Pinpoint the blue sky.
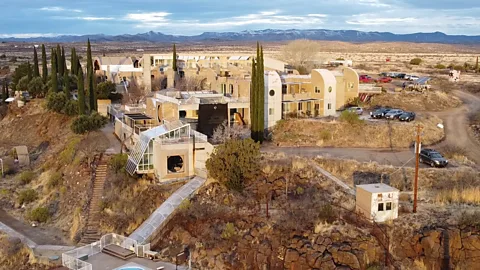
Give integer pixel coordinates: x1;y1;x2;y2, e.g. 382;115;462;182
2;0;480;37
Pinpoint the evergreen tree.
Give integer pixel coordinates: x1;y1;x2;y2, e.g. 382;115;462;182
33;47;40;77
71;48;77;75
51;48;56;73
63;72;70;97
249;42;265;143
2;80;8;101
61;47;67;75
56;44;63;76
77;69;86;115
250;57;257;141
86;39;96;111
172;43;177;72
27;62;32;82
41;44;48;83
51;49;58;93
476;56;479;73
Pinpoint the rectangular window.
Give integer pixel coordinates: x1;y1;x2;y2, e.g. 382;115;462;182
315;86;320;93
386;202;392;211
298;103;303;111
269;108;274;115
315;104;319;110
282;85;287;94
307;102;312;111
378;203;384;211
327;103;332;110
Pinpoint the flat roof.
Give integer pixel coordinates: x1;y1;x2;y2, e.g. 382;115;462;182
124;113;152;120
356;183;399;193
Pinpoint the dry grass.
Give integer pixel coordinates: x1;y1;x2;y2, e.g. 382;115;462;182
273;115;444;148
435;187;480;205
368;91;461;112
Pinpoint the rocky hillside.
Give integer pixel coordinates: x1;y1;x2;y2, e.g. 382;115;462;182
152;157;480;269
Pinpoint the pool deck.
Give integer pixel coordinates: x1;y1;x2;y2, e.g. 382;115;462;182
85;253;185;270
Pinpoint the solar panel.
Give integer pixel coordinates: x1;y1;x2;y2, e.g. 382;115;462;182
415;77;430;85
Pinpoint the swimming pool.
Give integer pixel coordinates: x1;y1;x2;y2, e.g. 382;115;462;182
118;268;144;270
113;263;150;270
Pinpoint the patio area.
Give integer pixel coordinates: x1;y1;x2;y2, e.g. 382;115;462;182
85;252;184;270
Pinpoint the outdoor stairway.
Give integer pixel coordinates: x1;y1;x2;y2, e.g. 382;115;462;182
79;159;108;245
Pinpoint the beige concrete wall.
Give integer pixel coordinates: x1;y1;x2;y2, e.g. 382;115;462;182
97;99;111;117
355;187;372;219
343;67;360;106
153;142;194;182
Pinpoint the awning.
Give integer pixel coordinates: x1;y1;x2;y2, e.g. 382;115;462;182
5;97;14;103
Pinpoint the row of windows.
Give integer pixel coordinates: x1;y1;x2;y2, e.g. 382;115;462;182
378;202;393;211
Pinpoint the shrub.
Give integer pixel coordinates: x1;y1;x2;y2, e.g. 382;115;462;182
221;222;237;239
59;137;81;164
441;145;467;159
453;65;465;71
64;100;78;116
18;170;35;185
458;211;480;229
319;130;331;141
47;172;63;189
409;58;422;65
17;189;38;205
434;63;446;69
179;199;191;210
339;110;364;126
206;138;261;193
318;204;336;223
110;153;128;174
27;207;50;223
46;92;68;113
71;112;108;134
96;81;116;99
295;186;305;195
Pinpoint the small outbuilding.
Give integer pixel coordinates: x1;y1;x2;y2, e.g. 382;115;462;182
355;183;399;223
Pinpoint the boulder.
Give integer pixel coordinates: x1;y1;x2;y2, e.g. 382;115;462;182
462;235;480;251
285;249;300;263
332;251;360;269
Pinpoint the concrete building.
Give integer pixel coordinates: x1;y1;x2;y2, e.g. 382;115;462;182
355;183;399;223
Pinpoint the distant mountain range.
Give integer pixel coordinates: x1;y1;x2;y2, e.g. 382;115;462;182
2;29;480;44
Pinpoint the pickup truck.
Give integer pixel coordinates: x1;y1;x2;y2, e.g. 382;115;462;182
377;77;392;83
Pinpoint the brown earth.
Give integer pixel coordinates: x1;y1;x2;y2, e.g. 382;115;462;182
272;115;444;149
368;91;462;112
152;157;480;269
0;233;53;270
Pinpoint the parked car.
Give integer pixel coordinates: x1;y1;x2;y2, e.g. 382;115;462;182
409;75;420;81
396;73;407;79
419;149;448;168
404;75;412;80
346;107;364;115
370;108;392;119
384;109;404;120
359;75;375;83
399;112;416;122
379;72;388;77
377;77;393;83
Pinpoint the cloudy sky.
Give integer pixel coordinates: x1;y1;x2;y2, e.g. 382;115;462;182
1;0;480;37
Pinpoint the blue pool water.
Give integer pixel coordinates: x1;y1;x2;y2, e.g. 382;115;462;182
119;268;144;270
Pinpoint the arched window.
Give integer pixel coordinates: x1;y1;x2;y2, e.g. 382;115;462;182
269;90;275;96
229;84;234;94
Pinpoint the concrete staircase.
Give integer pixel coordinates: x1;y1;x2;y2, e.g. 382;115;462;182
79;159;108;245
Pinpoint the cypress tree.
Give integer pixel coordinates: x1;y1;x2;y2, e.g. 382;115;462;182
71;48;77;75
86;39;96;111
250;57;257;141
63;72;70;97
172;44;177;72
77;69;86;115
2;80;7;101
51;48;56;73
41;44;48;83
62;47;67;75
257;45;265;143
476;56;479;73
51;50;58;93
33;47;40;77
56;44;63;76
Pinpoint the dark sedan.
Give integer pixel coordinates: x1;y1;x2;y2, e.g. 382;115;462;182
384;109;404;120
419;149;448;168
399;112;416;122
370;108;392;119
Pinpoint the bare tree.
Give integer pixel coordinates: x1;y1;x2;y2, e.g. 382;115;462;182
77;131;109;166
175;76;203;92
281;39;321;73
123;78;147;105
151;75;166;91
212;121;250;144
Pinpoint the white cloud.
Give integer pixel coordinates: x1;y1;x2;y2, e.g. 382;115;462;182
126;10;325;30
346;17;416;25
357;0;390;7
80;17;114;21
39;6;82;13
0;33;61;38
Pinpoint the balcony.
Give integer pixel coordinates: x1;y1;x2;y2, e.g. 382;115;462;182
282;92;315;102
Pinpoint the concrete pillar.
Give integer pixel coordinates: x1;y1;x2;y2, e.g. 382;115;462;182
143;54;152;93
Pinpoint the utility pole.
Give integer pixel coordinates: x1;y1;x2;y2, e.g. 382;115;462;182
413;124;422;213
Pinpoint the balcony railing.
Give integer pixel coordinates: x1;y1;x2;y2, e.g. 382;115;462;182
282;92;314;101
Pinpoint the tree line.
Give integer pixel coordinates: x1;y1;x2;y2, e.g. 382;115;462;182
6;40;108;133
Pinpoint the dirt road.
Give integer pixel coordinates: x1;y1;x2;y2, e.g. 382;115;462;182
265;90;480;167
431;90;480;164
